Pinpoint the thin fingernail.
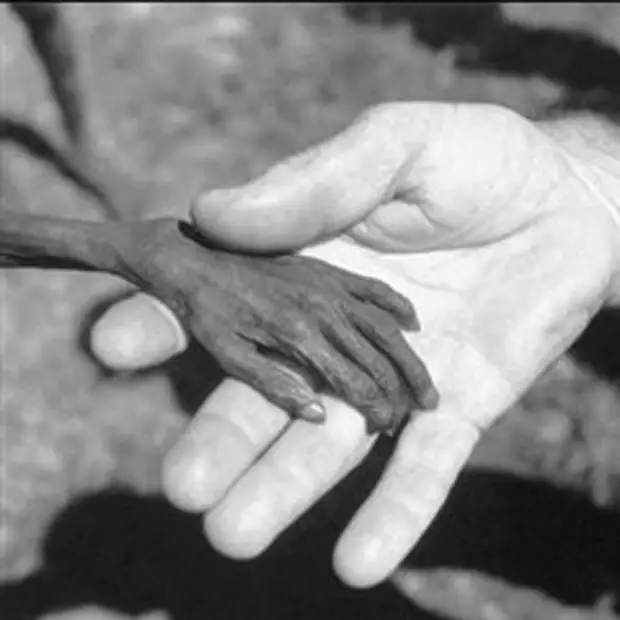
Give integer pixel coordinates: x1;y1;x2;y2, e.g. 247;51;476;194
299;401;326;423
148;296;189;351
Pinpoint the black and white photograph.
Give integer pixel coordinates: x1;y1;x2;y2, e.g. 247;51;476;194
1;3;619;619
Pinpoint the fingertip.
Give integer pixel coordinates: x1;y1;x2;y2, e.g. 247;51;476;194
298;400;327;424
419;384;440;411
203;502;272;561
190;188;238;245
404;304;421;331
333;533;388;589
333;495;424;589
161;410;261;513
90;293;188;370
161;446;214;513
190;182;326;253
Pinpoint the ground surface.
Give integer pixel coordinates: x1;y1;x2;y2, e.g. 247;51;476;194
1;4;620;619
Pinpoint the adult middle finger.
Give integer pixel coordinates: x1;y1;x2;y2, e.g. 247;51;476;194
202;396;376;559
162;379;291;511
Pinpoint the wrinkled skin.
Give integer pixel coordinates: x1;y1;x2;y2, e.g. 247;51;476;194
113;218;439;432
2;3;439;433
1;211;438;433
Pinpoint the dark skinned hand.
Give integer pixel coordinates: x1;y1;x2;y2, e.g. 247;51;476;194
109;217;438;432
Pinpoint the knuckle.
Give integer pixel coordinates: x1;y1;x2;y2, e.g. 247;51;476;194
373;319;401;343
331;297;352;318
285;315;315;341
355;345;397;383
353;374;383;405
272;314;319;352
317;303;348;331
375;365;402;397
251;361;299;394
269;361;306;389
268;374;297;397
293;292;319;314
367;406;396;434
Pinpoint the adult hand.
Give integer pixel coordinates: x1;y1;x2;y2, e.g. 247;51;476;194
91;102;620;587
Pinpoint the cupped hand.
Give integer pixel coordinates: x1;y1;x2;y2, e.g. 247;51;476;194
90;102;620;588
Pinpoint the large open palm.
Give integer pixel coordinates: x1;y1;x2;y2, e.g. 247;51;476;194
92;102;620;588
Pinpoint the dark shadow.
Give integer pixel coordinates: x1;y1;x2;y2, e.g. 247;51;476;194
0;115;117;219
403;468;620;611
570;307;620;384
344;3;506;55
545;89;620;123
0;439;435;620
2;452;619;619
343;3;620;101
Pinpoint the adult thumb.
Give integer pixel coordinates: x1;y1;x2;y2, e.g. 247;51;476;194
190;103;447;253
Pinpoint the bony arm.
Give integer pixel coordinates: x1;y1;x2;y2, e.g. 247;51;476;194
0;211;124;271
0;211;438;431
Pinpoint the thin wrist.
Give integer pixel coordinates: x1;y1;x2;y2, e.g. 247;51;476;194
0;211;124;274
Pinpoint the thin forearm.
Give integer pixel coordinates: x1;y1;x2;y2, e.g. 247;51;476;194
0;211;123;274
1;209;436;430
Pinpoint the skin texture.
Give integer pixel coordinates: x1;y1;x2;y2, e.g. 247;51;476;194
0;212;438;432
14;0;620;593
91;102;620;588
116;217;438;431
4;3;438;432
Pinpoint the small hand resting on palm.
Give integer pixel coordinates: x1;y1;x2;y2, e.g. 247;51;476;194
1;213;438;433
90;102;620;588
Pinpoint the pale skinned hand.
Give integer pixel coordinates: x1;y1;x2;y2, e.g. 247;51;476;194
91;102;620;588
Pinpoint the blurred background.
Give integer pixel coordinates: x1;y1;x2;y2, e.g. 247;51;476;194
1;3;619;619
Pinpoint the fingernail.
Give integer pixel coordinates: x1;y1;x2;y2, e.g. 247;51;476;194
299;401;326;423
146;296;189;352
419;385;440;410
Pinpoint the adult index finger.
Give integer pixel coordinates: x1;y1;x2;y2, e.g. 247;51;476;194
90;292;188;370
